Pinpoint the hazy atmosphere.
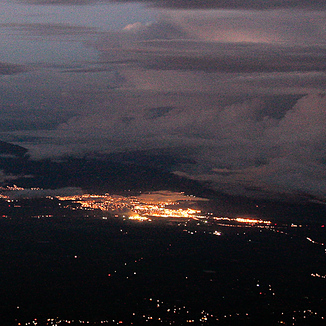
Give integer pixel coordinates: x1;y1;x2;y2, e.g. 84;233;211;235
1;0;326;200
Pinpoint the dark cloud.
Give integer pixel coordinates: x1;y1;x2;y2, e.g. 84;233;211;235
0;62;29;75
61;67;113;73
16;0;326;10
132;0;326;10
145;106;174;120
140;49;326;73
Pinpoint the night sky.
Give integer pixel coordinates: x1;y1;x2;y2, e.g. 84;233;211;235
1;0;326;201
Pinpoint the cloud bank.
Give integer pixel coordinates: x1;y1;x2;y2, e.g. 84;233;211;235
1;1;326;201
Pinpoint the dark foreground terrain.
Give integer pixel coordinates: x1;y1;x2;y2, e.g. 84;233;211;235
0;215;325;325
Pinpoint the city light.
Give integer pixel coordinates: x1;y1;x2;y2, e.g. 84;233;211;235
235;218;271;225
56;191;205;221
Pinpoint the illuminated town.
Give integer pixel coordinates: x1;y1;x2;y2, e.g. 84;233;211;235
0;186;325;326
56;191;206;222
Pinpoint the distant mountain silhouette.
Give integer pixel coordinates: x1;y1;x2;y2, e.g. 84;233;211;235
0;140;28;157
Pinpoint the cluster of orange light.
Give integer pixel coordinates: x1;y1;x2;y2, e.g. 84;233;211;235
235;218;271;225
133;205;201;219
311;273;326;279
214;216;271;225
128;214;151;222
57;194;131;212
56;193;203;220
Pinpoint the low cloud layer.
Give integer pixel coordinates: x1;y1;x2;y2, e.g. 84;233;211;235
7;91;326;200
174;94;326;199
